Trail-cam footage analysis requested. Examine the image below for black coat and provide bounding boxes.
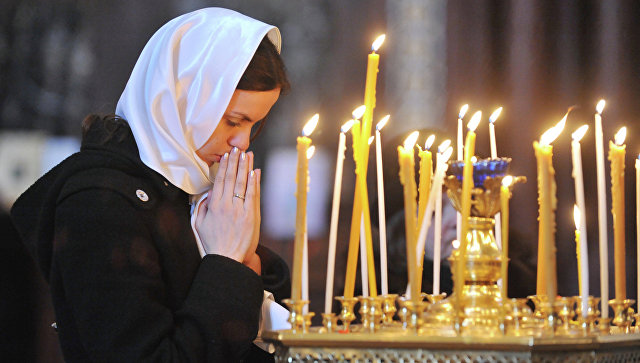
[11,118,290,362]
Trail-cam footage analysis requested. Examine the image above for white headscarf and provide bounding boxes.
[116,8,281,195]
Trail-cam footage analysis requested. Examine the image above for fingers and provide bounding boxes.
[210,152,229,204]
[222,147,241,201]
[232,151,252,203]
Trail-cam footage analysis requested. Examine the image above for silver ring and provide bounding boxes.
[233,193,245,200]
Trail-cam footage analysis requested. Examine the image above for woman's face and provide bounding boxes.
[196,88,280,166]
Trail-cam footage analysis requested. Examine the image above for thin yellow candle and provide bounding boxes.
[533,113,566,299]
[398,131,419,303]
[418,135,435,234]
[360,34,385,163]
[455,111,481,312]
[609,126,627,300]
[500,175,513,299]
[574,205,583,298]
[292,114,319,301]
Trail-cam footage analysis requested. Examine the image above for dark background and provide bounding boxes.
[2,1,640,361]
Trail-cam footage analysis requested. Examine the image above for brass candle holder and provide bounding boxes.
[282,299,310,333]
[554,296,576,335]
[335,296,358,332]
[609,298,635,334]
[596,316,612,335]
[357,296,371,332]
[404,299,425,332]
[503,298,533,336]
[381,293,398,324]
[367,296,384,332]
[320,312,338,333]
[303,312,315,333]
[574,295,599,334]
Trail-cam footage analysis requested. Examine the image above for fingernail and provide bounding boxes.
[250,170,255,177]
[241,152,246,160]
[223,153,228,160]
[232,147,238,153]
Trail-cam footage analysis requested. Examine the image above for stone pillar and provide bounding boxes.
[385,0,447,137]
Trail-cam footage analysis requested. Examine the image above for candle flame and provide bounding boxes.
[441,146,454,161]
[596,99,606,115]
[489,107,503,124]
[502,175,513,187]
[307,145,316,159]
[372,34,386,52]
[614,126,627,145]
[352,105,366,120]
[341,119,355,133]
[438,139,451,153]
[452,239,460,250]
[425,134,436,150]
[376,115,390,131]
[572,125,589,142]
[459,104,469,119]
[302,114,319,137]
[540,113,567,146]
[573,204,580,231]
[368,136,374,145]
[467,111,482,131]
[403,131,419,150]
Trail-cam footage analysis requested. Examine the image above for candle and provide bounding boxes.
[500,176,513,299]
[573,205,583,298]
[455,111,482,312]
[398,131,419,302]
[360,215,369,297]
[418,134,435,228]
[302,145,315,314]
[489,107,504,250]
[609,126,627,300]
[594,99,609,317]
[375,115,390,295]
[292,114,319,301]
[636,155,640,306]
[571,124,589,317]
[457,104,469,244]
[324,120,354,314]
[415,141,452,263]
[533,114,566,300]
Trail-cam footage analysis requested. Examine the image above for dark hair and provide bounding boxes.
[237,36,290,94]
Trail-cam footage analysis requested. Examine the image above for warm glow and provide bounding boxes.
[468,111,482,132]
[471,156,478,163]
[572,125,589,142]
[372,34,386,52]
[438,139,452,153]
[573,205,580,231]
[376,115,390,131]
[403,131,419,150]
[302,114,319,137]
[502,175,513,187]
[614,127,627,146]
[307,145,316,159]
[452,239,460,250]
[459,104,469,119]
[425,134,436,150]
[441,146,454,161]
[489,107,503,124]
[596,99,606,115]
[341,120,355,133]
[540,113,567,146]
[352,105,366,120]
[368,136,374,145]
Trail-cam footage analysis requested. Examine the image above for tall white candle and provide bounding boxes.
[571,125,590,317]
[636,155,640,306]
[489,107,503,250]
[324,120,353,314]
[375,115,390,295]
[594,99,609,318]
[432,140,451,295]
[456,105,468,245]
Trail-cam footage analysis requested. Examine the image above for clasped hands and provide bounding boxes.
[195,147,261,275]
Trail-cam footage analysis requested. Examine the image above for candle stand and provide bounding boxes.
[267,159,640,361]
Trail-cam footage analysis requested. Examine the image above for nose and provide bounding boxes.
[228,128,251,152]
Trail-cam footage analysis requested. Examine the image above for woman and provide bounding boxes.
[11,8,290,362]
